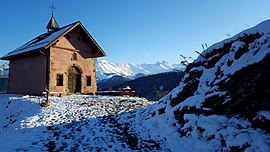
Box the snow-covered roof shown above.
[1,21,106,60]
[123,86,131,90]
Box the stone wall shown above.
[49,27,97,95]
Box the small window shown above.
[77,37,81,41]
[86,76,91,86]
[57,74,63,86]
[72,52,77,60]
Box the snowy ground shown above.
[1,94,269,151]
[0,94,154,151]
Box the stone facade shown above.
[49,27,97,95]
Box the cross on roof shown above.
[49,3,57,16]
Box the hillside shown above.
[113,71,185,101]
[97,75,131,90]
[124,19,270,151]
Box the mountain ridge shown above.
[96,59,184,81]
[0,59,184,80]
[95,58,184,81]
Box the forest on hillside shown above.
[113,71,185,100]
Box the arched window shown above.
[72,52,77,60]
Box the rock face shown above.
[169,30,270,132]
[170,31,270,123]
[131,20,270,151]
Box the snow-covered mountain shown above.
[140,61,173,74]
[0,62,9,76]
[96,59,183,81]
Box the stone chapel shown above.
[0,14,106,95]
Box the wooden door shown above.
[68,73,76,93]
[68,66,81,93]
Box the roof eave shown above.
[93,53,106,58]
[0,48,45,60]
[0,57,9,60]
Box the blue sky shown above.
[0,0,270,65]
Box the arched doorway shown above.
[68,66,81,93]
